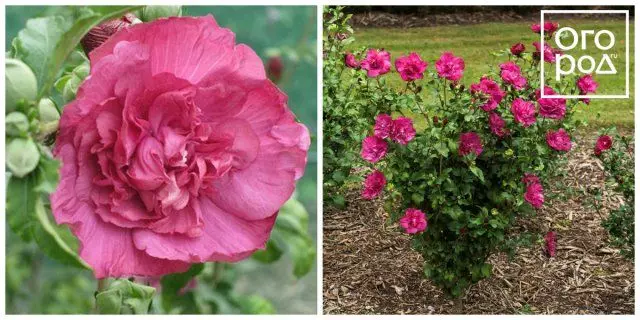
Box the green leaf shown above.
[96,279,156,314]
[434,142,449,157]
[6,174,39,241]
[33,197,90,270]
[34,156,60,193]
[38,5,143,100]
[252,240,283,263]
[235,295,276,314]
[469,166,485,183]
[14,16,73,89]
[270,198,316,278]
[160,264,204,313]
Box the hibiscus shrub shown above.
[592,130,635,259]
[350,22,594,296]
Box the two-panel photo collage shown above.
[0,1,637,318]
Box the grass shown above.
[346,19,634,128]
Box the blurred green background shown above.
[5,5,317,314]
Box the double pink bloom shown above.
[523,173,544,209]
[594,135,613,156]
[499,61,527,90]
[52,16,309,278]
[361,49,392,77]
[470,77,505,112]
[511,98,536,127]
[536,86,566,120]
[435,52,465,81]
[533,41,562,63]
[399,208,427,234]
[395,52,428,82]
[546,128,572,152]
[373,114,416,145]
[362,170,386,200]
[458,132,483,156]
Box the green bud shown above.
[62,75,82,103]
[38,98,60,123]
[5,58,37,113]
[5,112,30,136]
[504,148,514,158]
[72,63,90,80]
[6,138,40,178]
[142,6,182,21]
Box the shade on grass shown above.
[346,19,635,128]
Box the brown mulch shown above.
[350,10,628,29]
[323,133,634,315]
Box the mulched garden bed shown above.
[323,133,634,315]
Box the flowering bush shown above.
[6,6,315,314]
[335,19,592,295]
[591,129,634,259]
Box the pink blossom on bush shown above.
[546,128,572,152]
[510,98,536,127]
[488,112,508,137]
[361,136,388,163]
[594,135,613,156]
[435,52,465,81]
[344,52,360,69]
[470,77,505,112]
[524,182,545,209]
[531,22,559,35]
[390,117,416,145]
[360,49,391,77]
[544,231,557,257]
[510,43,525,56]
[533,41,561,63]
[395,52,428,81]
[51,16,309,278]
[399,208,427,234]
[521,173,540,186]
[374,114,393,139]
[577,74,598,94]
[499,61,527,90]
[536,86,567,120]
[361,170,386,200]
[458,132,483,156]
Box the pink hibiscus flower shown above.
[546,128,572,151]
[531,22,559,35]
[361,136,388,163]
[390,117,416,145]
[521,173,540,186]
[577,74,598,94]
[51,16,309,278]
[510,43,525,56]
[458,132,483,156]
[594,135,613,156]
[533,41,562,63]
[361,170,386,200]
[373,114,393,139]
[360,49,392,77]
[344,52,360,69]
[510,98,536,127]
[395,52,428,81]
[488,112,508,137]
[524,182,545,209]
[536,86,566,120]
[499,61,527,90]
[470,77,505,112]
[399,208,427,234]
[435,52,465,81]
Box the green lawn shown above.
[346,19,634,128]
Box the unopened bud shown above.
[6,138,40,178]
[142,6,182,22]
[5,112,30,136]
[267,56,284,83]
[81,13,140,55]
[5,59,37,113]
[38,98,60,123]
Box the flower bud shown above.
[442,118,449,126]
[5,58,37,114]
[38,98,60,123]
[267,56,284,83]
[433,116,439,125]
[81,13,140,55]
[335,33,348,41]
[6,137,40,178]
[5,112,30,136]
[62,75,82,103]
[142,6,182,22]
[510,43,525,56]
